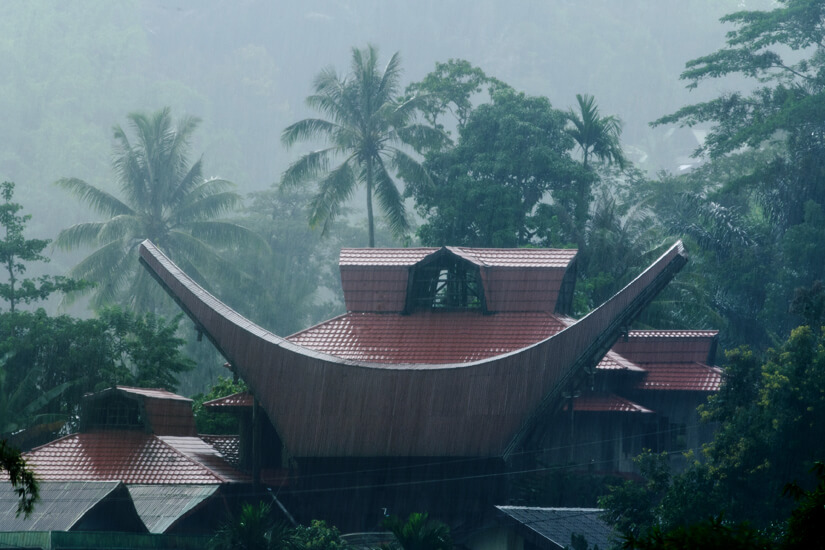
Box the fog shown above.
[0,0,757,245]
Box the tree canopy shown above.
[281,45,438,247]
[55,107,261,313]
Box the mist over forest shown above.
[6,1,825,545]
[2,0,748,234]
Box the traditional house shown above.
[4,386,252,537]
[138,240,719,534]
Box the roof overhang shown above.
[139,240,687,458]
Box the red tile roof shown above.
[111,386,192,402]
[635,362,723,392]
[203,392,253,408]
[339,247,577,268]
[25,432,249,484]
[570,393,653,413]
[596,351,645,371]
[287,311,568,364]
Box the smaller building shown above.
[3,386,254,537]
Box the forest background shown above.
[5,0,825,543]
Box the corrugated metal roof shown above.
[203,391,253,408]
[571,393,653,413]
[636,362,723,391]
[127,484,218,533]
[287,311,568,363]
[339,247,577,268]
[496,506,614,550]
[25,432,249,484]
[0,481,121,532]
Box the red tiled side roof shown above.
[203,392,253,408]
[570,393,653,413]
[451,247,577,268]
[339,247,577,268]
[635,362,723,392]
[596,351,645,371]
[339,248,437,266]
[113,386,192,402]
[612,331,718,364]
[25,432,249,484]
[287,311,568,364]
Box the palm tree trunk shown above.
[366,160,375,248]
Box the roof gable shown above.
[340,246,577,314]
[81,386,196,436]
[24,432,249,484]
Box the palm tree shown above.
[566,93,625,171]
[55,107,261,312]
[281,45,434,247]
[565,94,627,250]
[383,512,452,550]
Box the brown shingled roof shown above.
[287,311,568,364]
[25,432,249,484]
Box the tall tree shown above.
[281,45,436,247]
[408,88,579,247]
[55,107,261,312]
[0,181,86,313]
[565,94,626,250]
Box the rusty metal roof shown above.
[127,484,219,533]
[24,432,249,484]
[571,393,653,413]
[287,311,568,363]
[636,362,723,392]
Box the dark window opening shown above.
[86,396,142,430]
[408,256,485,311]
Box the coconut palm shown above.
[565,94,627,250]
[281,45,435,247]
[55,107,261,312]
[566,93,626,171]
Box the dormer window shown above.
[85,395,142,431]
[407,254,486,312]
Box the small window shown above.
[87,396,142,430]
[407,255,485,311]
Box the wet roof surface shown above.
[496,506,614,550]
[25,432,248,484]
[288,311,568,364]
[572,393,653,413]
[635,362,723,391]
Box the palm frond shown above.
[281,118,344,148]
[309,158,357,235]
[281,147,343,188]
[389,147,433,189]
[96,214,142,244]
[187,221,269,253]
[56,178,133,217]
[373,155,409,236]
[175,191,243,224]
[54,221,107,251]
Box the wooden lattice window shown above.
[86,396,142,430]
[407,255,485,312]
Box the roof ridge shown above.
[154,436,227,483]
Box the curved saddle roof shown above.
[139,240,687,458]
